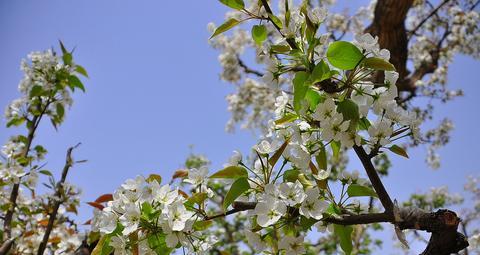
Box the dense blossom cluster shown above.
[91,0,429,253]
[0,46,86,254]
[91,175,219,254]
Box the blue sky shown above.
[0,1,478,253]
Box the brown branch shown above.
[408,0,451,39]
[237,57,263,77]
[36,144,79,255]
[353,145,394,213]
[259,0,298,50]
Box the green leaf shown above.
[270,44,291,53]
[252,25,267,46]
[326,41,363,70]
[29,85,44,98]
[210,18,241,39]
[269,140,289,167]
[210,166,248,179]
[347,184,378,198]
[315,143,327,170]
[310,60,331,84]
[91,235,114,255]
[389,145,409,158]
[300,216,317,230]
[56,103,65,120]
[363,57,396,71]
[59,40,68,55]
[358,117,371,131]
[283,169,299,182]
[293,71,309,113]
[63,53,73,66]
[68,75,85,92]
[337,99,360,129]
[268,13,283,29]
[219,0,244,10]
[6,117,25,128]
[334,224,353,255]
[39,170,53,176]
[146,174,162,183]
[187,192,208,206]
[75,65,89,78]
[274,113,298,125]
[147,233,173,255]
[331,141,340,160]
[305,89,323,111]
[193,220,213,231]
[223,177,250,210]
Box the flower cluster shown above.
[91,174,217,254]
[0,44,86,254]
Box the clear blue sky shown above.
[0,1,478,254]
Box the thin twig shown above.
[36,143,80,255]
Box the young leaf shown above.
[337,99,360,129]
[268,139,289,167]
[358,117,371,131]
[69,75,85,92]
[283,169,299,182]
[75,65,89,78]
[186,192,208,206]
[310,60,331,84]
[146,174,162,183]
[270,44,291,53]
[210,18,241,39]
[334,224,353,255]
[305,89,323,111]
[347,184,378,198]
[252,25,267,46]
[193,220,213,231]
[331,141,340,160]
[94,194,114,203]
[315,143,327,170]
[210,166,248,179]
[219,0,245,10]
[6,117,25,128]
[223,177,250,210]
[268,13,283,29]
[389,145,409,158]
[326,41,363,70]
[29,85,44,98]
[56,103,65,120]
[363,57,396,71]
[274,113,298,125]
[293,71,309,113]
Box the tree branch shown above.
[37,144,79,255]
[408,0,451,39]
[237,57,263,77]
[353,145,394,213]
[259,0,298,50]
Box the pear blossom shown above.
[321,114,350,142]
[184,166,209,186]
[299,188,328,219]
[255,197,287,227]
[312,98,336,121]
[166,201,194,231]
[119,203,141,235]
[279,181,306,206]
[245,230,267,251]
[279,235,306,255]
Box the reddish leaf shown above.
[94,194,113,203]
[178,190,189,199]
[87,202,105,210]
[172,169,188,180]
